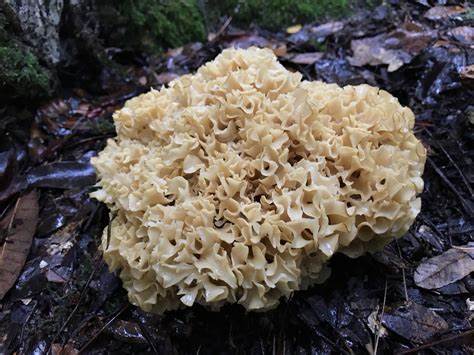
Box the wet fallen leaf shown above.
[46,269,69,283]
[310,21,344,37]
[449,26,474,46]
[0,148,15,188]
[382,302,449,343]
[0,190,39,300]
[229,34,271,49]
[288,52,324,65]
[348,22,435,72]
[460,65,474,88]
[27,162,96,189]
[107,319,147,344]
[414,243,474,290]
[424,6,467,21]
[467,298,474,311]
[286,24,302,34]
[154,72,179,85]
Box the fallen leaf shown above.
[229,34,271,49]
[424,6,467,21]
[449,26,474,46]
[272,43,287,57]
[348,22,435,72]
[460,65,474,89]
[107,319,147,344]
[310,21,344,37]
[367,309,388,337]
[27,162,96,189]
[46,269,69,283]
[51,343,79,355]
[0,191,39,300]
[288,52,324,65]
[138,76,147,86]
[382,302,449,343]
[154,72,179,85]
[414,243,474,290]
[286,24,302,34]
[467,298,474,311]
[349,35,407,72]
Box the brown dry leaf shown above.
[272,43,287,57]
[0,190,39,300]
[349,35,407,72]
[51,343,79,355]
[424,6,467,21]
[414,243,474,290]
[382,302,449,343]
[348,22,435,72]
[288,52,324,65]
[460,65,474,87]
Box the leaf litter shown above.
[414,243,474,290]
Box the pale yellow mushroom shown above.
[91,47,426,313]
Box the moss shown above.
[0,45,52,99]
[206,0,350,30]
[100,0,206,53]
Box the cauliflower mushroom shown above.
[91,47,426,313]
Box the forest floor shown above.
[0,1,473,354]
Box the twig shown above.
[395,240,409,302]
[424,128,473,197]
[374,279,388,355]
[0,197,21,247]
[78,304,129,353]
[313,327,352,355]
[427,157,472,217]
[63,133,116,150]
[80,202,101,234]
[209,16,233,42]
[136,319,160,355]
[418,215,448,248]
[46,257,104,354]
[18,302,38,350]
[397,328,474,354]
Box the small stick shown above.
[398,328,474,354]
[46,257,104,354]
[418,215,448,247]
[427,157,472,217]
[18,303,38,349]
[374,279,388,355]
[78,304,129,353]
[0,197,21,247]
[395,240,409,302]
[424,128,473,196]
[209,16,233,42]
[136,320,160,354]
